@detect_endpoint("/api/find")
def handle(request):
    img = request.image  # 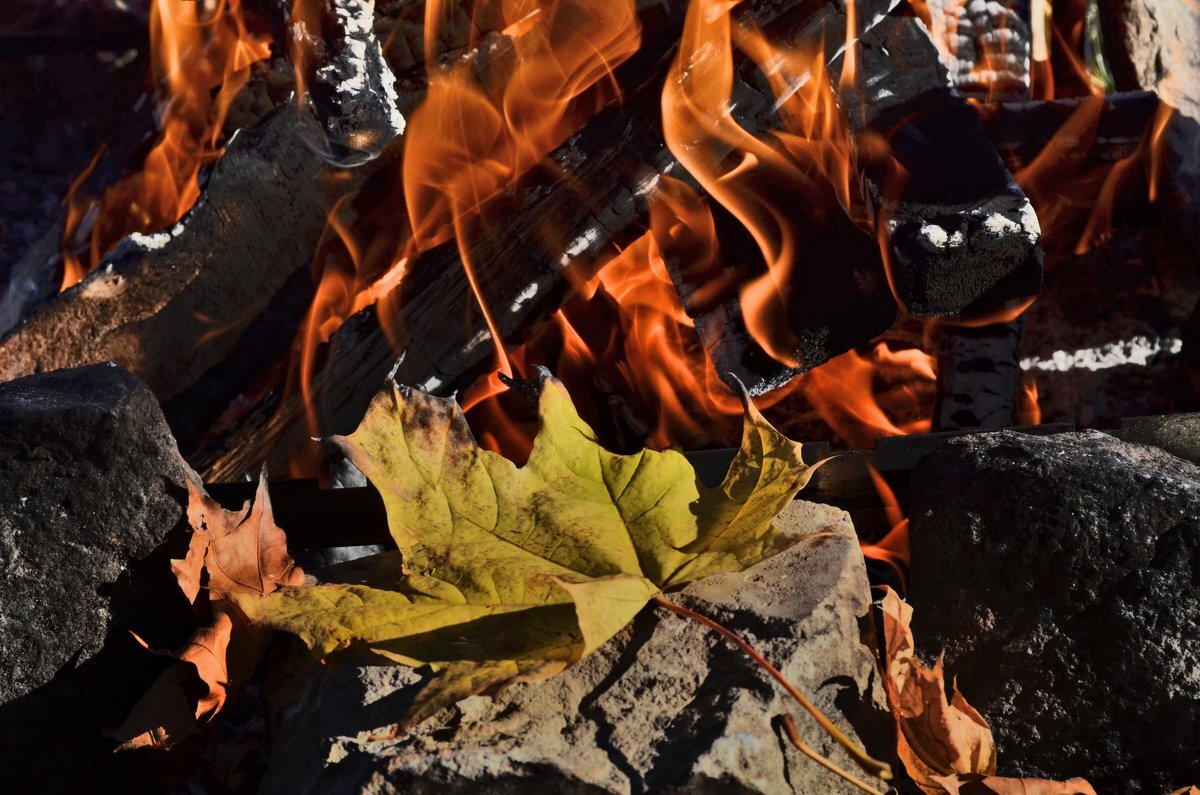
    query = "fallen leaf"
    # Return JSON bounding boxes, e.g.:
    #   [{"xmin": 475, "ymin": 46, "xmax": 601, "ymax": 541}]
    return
[
  {"xmin": 878, "ymin": 587, "xmax": 1095, "ymax": 794},
  {"xmin": 109, "ymin": 664, "xmax": 201, "ymax": 751},
  {"xmin": 235, "ymin": 372, "xmax": 820, "ymax": 726},
  {"xmin": 180, "ymin": 469, "xmax": 305, "ymax": 600},
  {"xmin": 931, "ymin": 773, "xmax": 1097, "ymax": 794},
  {"xmin": 114, "ymin": 469, "xmax": 303, "ymax": 751}
]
